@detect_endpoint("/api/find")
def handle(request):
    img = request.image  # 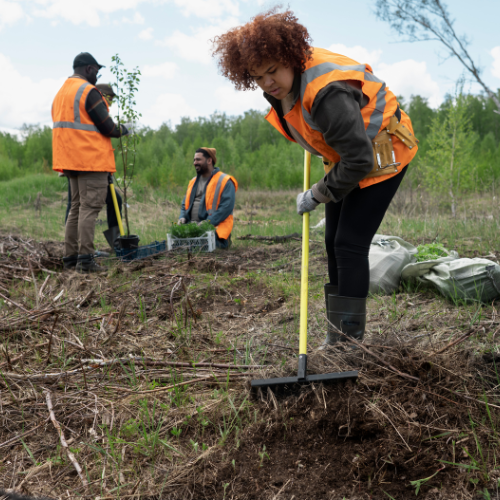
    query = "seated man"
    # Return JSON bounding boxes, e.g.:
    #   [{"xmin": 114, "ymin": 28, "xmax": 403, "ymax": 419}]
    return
[{"xmin": 178, "ymin": 148, "xmax": 238, "ymax": 249}]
